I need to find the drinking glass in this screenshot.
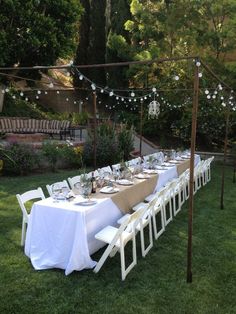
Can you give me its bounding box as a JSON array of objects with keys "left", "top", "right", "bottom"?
[{"left": 51, "top": 183, "right": 61, "bottom": 202}]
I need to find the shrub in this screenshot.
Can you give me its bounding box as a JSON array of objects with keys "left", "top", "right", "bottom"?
[
  {"left": 117, "top": 124, "right": 134, "bottom": 160},
  {"left": 2, "top": 143, "right": 39, "bottom": 175},
  {"left": 60, "top": 143, "right": 83, "bottom": 168},
  {"left": 83, "top": 124, "right": 121, "bottom": 167},
  {"left": 41, "top": 141, "right": 61, "bottom": 172}
]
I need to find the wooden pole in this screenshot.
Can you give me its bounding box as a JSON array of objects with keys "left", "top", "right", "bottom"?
[
  {"left": 187, "top": 61, "right": 200, "bottom": 283},
  {"left": 220, "top": 106, "right": 230, "bottom": 209},
  {"left": 139, "top": 99, "right": 143, "bottom": 157},
  {"left": 93, "top": 92, "right": 97, "bottom": 170}
]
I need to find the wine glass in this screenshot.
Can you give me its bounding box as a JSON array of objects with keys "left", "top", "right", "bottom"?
[
  {"left": 81, "top": 181, "right": 92, "bottom": 200},
  {"left": 61, "top": 185, "right": 70, "bottom": 199},
  {"left": 51, "top": 183, "right": 61, "bottom": 202}
]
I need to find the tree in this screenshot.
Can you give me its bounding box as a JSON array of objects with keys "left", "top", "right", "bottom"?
[
  {"left": 74, "top": 0, "right": 106, "bottom": 87},
  {"left": 0, "top": 0, "right": 82, "bottom": 69}
]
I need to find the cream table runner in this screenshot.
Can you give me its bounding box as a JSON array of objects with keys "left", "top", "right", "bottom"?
[{"left": 95, "top": 174, "right": 158, "bottom": 214}]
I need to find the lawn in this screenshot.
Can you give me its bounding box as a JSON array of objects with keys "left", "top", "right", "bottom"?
[{"left": 0, "top": 163, "right": 236, "bottom": 314}]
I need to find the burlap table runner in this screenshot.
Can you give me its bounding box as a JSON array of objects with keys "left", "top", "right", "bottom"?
[
  {"left": 176, "top": 159, "right": 190, "bottom": 176},
  {"left": 95, "top": 174, "right": 158, "bottom": 214}
]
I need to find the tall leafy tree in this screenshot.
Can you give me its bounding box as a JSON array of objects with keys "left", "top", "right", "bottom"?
[
  {"left": 106, "top": 0, "right": 131, "bottom": 88},
  {"left": 74, "top": 0, "right": 106, "bottom": 86},
  {"left": 0, "top": 0, "right": 82, "bottom": 68}
]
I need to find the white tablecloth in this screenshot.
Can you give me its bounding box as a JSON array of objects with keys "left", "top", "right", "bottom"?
[
  {"left": 25, "top": 196, "right": 122, "bottom": 275},
  {"left": 25, "top": 155, "right": 200, "bottom": 275}
]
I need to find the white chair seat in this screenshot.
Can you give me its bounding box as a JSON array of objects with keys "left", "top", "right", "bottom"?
[
  {"left": 132, "top": 202, "right": 148, "bottom": 211},
  {"left": 144, "top": 193, "right": 156, "bottom": 202},
  {"left": 95, "top": 225, "right": 132, "bottom": 248}
]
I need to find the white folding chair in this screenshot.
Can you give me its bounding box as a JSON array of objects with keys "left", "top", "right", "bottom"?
[
  {"left": 68, "top": 175, "right": 81, "bottom": 189},
  {"left": 98, "top": 166, "right": 113, "bottom": 175},
  {"left": 94, "top": 207, "right": 146, "bottom": 280},
  {"left": 112, "top": 163, "right": 121, "bottom": 171},
  {"left": 132, "top": 194, "right": 165, "bottom": 241},
  {"left": 16, "top": 187, "right": 45, "bottom": 246},
  {"left": 46, "top": 180, "right": 70, "bottom": 197}
]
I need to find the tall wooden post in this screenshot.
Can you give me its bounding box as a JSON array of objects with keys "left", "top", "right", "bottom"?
[
  {"left": 220, "top": 106, "right": 230, "bottom": 209},
  {"left": 187, "top": 61, "right": 200, "bottom": 283},
  {"left": 93, "top": 92, "right": 97, "bottom": 170},
  {"left": 139, "top": 99, "right": 143, "bottom": 157}
]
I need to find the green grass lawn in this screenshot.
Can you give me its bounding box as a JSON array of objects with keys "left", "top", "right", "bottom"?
[{"left": 0, "top": 164, "right": 236, "bottom": 314}]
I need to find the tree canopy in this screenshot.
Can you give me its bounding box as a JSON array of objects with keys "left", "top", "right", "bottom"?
[{"left": 0, "top": 0, "right": 82, "bottom": 67}]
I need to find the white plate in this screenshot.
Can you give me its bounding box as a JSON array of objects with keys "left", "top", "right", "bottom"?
[
  {"left": 168, "top": 160, "right": 180, "bottom": 164},
  {"left": 100, "top": 186, "right": 119, "bottom": 194},
  {"left": 74, "top": 200, "right": 97, "bottom": 206},
  {"left": 116, "top": 179, "right": 134, "bottom": 186},
  {"left": 143, "top": 169, "right": 159, "bottom": 174},
  {"left": 162, "top": 163, "right": 174, "bottom": 167},
  {"left": 135, "top": 174, "right": 151, "bottom": 179}
]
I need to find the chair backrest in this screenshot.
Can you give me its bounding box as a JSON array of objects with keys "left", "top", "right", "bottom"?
[
  {"left": 68, "top": 175, "right": 81, "bottom": 189},
  {"left": 112, "top": 163, "right": 121, "bottom": 171},
  {"left": 46, "top": 180, "right": 70, "bottom": 197},
  {"left": 16, "top": 187, "right": 45, "bottom": 222},
  {"left": 98, "top": 166, "right": 112, "bottom": 175},
  {"left": 128, "top": 157, "right": 141, "bottom": 167}
]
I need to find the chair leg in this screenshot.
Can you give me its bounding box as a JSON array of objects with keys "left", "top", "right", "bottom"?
[
  {"left": 94, "top": 242, "right": 117, "bottom": 274},
  {"left": 153, "top": 207, "right": 165, "bottom": 240},
  {"left": 121, "top": 235, "right": 137, "bottom": 280},
  {"left": 164, "top": 199, "right": 173, "bottom": 226},
  {"left": 21, "top": 220, "right": 26, "bottom": 246},
  {"left": 140, "top": 218, "right": 153, "bottom": 257}
]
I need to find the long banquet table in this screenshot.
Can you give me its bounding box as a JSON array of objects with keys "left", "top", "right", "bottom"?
[{"left": 25, "top": 155, "right": 200, "bottom": 275}]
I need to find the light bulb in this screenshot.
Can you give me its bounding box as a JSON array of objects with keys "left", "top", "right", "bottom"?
[
  {"left": 152, "top": 87, "right": 157, "bottom": 92},
  {"left": 20, "top": 92, "right": 24, "bottom": 96},
  {"left": 205, "top": 90, "right": 209, "bottom": 95},
  {"left": 198, "top": 73, "right": 203, "bottom": 78},
  {"left": 174, "top": 75, "right": 179, "bottom": 81},
  {"left": 79, "top": 75, "right": 83, "bottom": 80},
  {"left": 196, "top": 61, "right": 201, "bottom": 67}
]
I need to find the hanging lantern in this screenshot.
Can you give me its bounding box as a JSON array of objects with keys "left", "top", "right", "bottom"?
[{"left": 148, "top": 100, "right": 160, "bottom": 119}]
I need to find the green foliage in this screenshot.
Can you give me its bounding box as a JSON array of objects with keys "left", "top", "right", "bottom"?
[
  {"left": 0, "top": 0, "right": 82, "bottom": 69},
  {"left": 60, "top": 144, "right": 83, "bottom": 168},
  {"left": 83, "top": 122, "right": 135, "bottom": 167},
  {"left": 83, "top": 123, "right": 121, "bottom": 167},
  {"left": 117, "top": 124, "right": 134, "bottom": 160},
  {"left": 71, "top": 111, "right": 89, "bottom": 126},
  {"left": 1, "top": 92, "right": 45, "bottom": 118},
  {"left": 1, "top": 142, "right": 39, "bottom": 175},
  {"left": 41, "top": 141, "right": 61, "bottom": 172}
]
